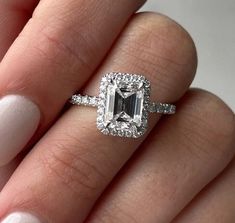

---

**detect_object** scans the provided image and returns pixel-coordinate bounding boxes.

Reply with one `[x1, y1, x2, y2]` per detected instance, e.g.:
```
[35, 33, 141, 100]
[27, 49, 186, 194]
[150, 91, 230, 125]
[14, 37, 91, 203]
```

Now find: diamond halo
[96, 73, 150, 138]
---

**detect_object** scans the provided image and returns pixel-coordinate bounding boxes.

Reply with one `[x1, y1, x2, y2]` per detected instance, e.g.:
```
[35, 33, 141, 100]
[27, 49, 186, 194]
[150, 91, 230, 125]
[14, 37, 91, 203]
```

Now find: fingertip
[0, 95, 41, 167]
[1, 212, 42, 223]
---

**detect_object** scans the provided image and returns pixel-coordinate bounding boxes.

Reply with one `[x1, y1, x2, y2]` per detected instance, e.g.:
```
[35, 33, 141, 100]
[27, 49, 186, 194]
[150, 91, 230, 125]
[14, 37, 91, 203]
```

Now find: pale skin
[0, 0, 235, 222]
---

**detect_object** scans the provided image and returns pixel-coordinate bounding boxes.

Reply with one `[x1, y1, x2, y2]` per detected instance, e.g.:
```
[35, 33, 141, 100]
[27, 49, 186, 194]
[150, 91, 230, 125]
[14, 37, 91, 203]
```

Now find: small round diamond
[101, 129, 109, 135]
[118, 130, 125, 137]
[89, 97, 97, 106]
[99, 92, 105, 99]
[125, 131, 132, 137]
[81, 96, 89, 105]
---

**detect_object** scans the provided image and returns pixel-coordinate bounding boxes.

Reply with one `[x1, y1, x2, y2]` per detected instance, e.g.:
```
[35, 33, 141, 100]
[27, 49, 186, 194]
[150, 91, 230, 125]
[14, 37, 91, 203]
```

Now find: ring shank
[70, 94, 99, 107]
[70, 94, 176, 114]
[148, 102, 176, 114]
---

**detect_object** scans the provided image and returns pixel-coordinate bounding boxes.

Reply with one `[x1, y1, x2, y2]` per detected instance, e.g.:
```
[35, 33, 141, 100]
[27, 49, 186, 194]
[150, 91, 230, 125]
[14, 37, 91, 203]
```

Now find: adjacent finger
[172, 157, 235, 223]
[85, 89, 235, 223]
[0, 0, 38, 59]
[0, 0, 146, 166]
[0, 13, 197, 223]
[0, 0, 38, 188]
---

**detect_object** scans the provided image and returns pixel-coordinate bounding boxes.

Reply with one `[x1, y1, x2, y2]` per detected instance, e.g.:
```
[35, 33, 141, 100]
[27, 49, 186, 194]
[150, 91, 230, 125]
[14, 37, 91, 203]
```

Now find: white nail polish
[0, 95, 40, 166]
[1, 212, 42, 223]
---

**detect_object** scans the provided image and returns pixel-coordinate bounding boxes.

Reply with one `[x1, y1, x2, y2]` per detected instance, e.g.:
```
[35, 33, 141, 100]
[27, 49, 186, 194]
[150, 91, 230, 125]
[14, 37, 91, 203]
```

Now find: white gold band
[70, 94, 176, 114]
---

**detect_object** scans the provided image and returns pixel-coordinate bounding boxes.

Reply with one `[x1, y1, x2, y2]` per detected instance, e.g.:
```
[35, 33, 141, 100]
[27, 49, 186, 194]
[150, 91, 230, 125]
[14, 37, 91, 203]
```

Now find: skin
[0, 0, 235, 222]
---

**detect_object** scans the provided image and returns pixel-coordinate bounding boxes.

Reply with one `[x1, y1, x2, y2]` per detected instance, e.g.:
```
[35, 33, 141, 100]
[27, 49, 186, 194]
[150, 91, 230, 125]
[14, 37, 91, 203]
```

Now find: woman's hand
[0, 0, 234, 222]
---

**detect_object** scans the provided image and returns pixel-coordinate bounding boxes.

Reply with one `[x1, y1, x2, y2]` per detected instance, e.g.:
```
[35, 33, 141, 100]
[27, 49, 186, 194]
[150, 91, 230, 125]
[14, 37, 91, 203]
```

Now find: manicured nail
[1, 212, 42, 223]
[0, 95, 40, 166]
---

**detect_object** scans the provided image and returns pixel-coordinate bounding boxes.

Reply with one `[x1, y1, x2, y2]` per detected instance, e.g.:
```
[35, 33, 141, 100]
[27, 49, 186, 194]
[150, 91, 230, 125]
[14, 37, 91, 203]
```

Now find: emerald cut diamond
[97, 73, 150, 138]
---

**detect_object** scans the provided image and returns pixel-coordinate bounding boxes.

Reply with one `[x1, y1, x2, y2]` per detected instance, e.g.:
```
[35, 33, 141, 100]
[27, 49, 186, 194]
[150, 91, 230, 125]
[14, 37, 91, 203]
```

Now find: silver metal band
[70, 94, 176, 115]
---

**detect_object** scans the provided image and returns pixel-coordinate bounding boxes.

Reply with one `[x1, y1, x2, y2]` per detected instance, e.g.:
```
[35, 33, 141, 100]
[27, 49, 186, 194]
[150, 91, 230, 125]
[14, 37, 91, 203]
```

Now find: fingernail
[0, 95, 40, 166]
[1, 212, 42, 223]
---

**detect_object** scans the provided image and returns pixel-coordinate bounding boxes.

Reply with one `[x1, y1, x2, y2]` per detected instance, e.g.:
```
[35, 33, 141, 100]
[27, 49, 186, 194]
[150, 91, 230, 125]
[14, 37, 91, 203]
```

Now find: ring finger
[0, 13, 197, 223]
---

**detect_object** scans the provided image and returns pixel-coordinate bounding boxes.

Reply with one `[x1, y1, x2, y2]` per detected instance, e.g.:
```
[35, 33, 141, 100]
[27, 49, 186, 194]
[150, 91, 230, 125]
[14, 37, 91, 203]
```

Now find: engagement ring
[70, 73, 176, 138]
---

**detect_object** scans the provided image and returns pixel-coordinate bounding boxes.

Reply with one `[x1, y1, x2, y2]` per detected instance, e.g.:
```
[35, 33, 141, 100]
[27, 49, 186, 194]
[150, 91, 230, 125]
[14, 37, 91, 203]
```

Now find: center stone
[104, 82, 144, 127]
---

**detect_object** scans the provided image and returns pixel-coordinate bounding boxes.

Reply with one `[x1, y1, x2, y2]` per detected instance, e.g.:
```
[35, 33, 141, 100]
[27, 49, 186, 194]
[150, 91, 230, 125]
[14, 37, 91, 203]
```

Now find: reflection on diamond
[104, 82, 144, 128]
[97, 73, 150, 138]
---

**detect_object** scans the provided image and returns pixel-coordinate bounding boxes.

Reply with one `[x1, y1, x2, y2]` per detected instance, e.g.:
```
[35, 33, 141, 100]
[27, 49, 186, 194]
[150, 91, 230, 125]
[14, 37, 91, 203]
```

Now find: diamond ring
[70, 73, 176, 138]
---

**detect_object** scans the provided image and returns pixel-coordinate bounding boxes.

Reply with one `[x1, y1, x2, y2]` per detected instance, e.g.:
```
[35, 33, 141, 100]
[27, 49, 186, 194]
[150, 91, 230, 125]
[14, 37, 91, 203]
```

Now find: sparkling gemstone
[89, 97, 97, 106]
[97, 73, 150, 138]
[104, 82, 144, 127]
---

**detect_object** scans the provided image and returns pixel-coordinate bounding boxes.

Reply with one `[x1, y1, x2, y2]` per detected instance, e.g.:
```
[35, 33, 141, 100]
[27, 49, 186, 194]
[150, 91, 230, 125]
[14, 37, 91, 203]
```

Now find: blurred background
[142, 0, 235, 111]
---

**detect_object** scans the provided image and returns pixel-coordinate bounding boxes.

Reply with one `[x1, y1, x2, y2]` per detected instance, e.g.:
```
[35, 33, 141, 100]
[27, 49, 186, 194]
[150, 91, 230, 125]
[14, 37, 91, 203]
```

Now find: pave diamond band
[70, 72, 176, 138]
[148, 102, 176, 114]
[70, 94, 176, 114]
[70, 95, 99, 107]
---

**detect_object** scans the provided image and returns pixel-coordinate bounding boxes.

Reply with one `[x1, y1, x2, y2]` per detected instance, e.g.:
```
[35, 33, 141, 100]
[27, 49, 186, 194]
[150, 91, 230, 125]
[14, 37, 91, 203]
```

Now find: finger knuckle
[181, 89, 235, 158]
[39, 134, 107, 199]
[23, 16, 93, 75]
[114, 12, 197, 94]
[134, 12, 197, 61]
